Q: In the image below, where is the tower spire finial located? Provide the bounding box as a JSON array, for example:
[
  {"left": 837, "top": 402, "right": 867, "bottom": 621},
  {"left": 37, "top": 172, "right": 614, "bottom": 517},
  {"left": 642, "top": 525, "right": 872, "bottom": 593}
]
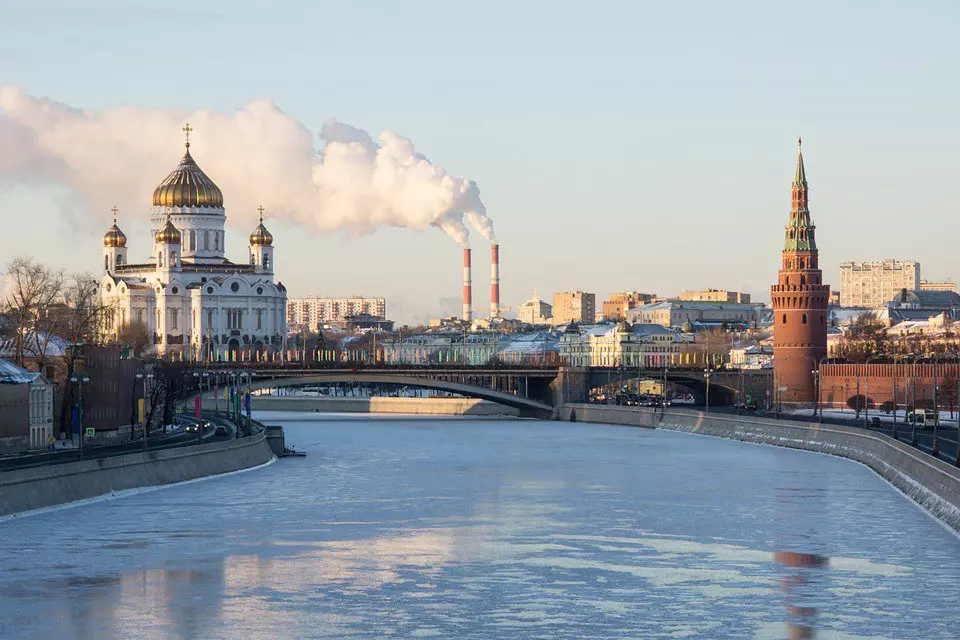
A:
[
  {"left": 182, "top": 123, "right": 193, "bottom": 149},
  {"left": 798, "top": 136, "right": 802, "bottom": 149},
  {"left": 257, "top": 205, "right": 265, "bottom": 223},
  {"left": 111, "top": 205, "right": 118, "bottom": 224}
]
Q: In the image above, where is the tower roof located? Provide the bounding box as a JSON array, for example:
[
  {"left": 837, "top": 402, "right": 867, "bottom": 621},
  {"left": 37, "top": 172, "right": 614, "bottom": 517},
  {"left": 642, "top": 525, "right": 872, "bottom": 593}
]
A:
[
  {"left": 151, "top": 124, "right": 224, "bottom": 209},
  {"left": 103, "top": 206, "right": 127, "bottom": 248},
  {"left": 794, "top": 137, "right": 807, "bottom": 186},
  {"left": 249, "top": 205, "right": 274, "bottom": 246},
  {"left": 156, "top": 213, "right": 182, "bottom": 244}
]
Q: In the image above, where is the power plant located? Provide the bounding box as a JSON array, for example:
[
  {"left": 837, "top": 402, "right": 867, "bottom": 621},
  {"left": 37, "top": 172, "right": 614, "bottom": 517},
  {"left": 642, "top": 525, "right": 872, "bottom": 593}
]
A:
[
  {"left": 490, "top": 243, "right": 501, "bottom": 319},
  {"left": 462, "top": 248, "right": 473, "bottom": 322}
]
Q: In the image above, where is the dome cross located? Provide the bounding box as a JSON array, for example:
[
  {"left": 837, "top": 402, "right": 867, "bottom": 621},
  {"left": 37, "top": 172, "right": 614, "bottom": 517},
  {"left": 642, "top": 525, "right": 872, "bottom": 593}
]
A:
[
  {"left": 182, "top": 123, "right": 193, "bottom": 148},
  {"left": 257, "top": 205, "right": 265, "bottom": 223},
  {"left": 111, "top": 205, "right": 119, "bottom": 224}
]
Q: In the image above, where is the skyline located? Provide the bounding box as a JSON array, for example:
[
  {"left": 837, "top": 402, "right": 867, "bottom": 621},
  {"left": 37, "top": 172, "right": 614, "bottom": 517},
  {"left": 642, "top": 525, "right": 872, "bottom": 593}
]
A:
[{"left": 2, "top": 1, "right": 959, "bottom": 323}]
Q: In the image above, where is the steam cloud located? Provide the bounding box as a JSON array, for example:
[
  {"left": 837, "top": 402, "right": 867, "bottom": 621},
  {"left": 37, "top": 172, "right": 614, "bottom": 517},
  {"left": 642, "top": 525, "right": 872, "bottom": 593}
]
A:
[{"left": 0, "top": 86, "right": 494, "bottom": 245}]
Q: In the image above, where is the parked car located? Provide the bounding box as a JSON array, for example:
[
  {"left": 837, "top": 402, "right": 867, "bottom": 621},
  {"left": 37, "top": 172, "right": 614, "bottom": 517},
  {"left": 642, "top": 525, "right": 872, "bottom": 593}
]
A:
[{"left": 214, "top": 425, "right": 228, "bottom": 436}]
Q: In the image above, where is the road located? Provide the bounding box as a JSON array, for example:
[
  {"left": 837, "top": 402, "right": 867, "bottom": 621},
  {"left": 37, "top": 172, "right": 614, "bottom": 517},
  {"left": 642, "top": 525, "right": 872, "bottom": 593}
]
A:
[
  {"left": 669, "top": 403, "right": 960, "bottom": 465},
  {"left": 0, "top": 413, "right": 239, "bottom": 472}
]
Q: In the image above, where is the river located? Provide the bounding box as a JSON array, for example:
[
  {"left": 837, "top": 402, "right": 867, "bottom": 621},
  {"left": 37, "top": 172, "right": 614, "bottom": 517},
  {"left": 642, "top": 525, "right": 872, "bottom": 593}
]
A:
[{"left": 1, "top": 413, "right": 958, "bottom": 639}]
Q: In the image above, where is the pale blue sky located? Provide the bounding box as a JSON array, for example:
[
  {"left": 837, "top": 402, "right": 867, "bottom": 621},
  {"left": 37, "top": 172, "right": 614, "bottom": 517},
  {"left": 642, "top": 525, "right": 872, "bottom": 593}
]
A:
[{"left": 1, "top": 1, "right": 958, "bottom": 323}]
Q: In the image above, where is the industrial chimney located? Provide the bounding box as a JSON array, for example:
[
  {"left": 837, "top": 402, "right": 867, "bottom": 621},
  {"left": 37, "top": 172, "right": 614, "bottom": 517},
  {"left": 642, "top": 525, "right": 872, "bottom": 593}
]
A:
[
  {"left": 462, "top": 248, "right": 472, "bottom": 322},
  {"left": 490, "top": 243, "right": 501, "bottom": 318}
]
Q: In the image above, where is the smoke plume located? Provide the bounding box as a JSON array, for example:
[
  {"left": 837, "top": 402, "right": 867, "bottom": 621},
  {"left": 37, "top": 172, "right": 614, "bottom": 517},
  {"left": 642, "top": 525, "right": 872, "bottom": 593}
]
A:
[{"left": 0, "top": 86, "right": 494, "bottom": 245}]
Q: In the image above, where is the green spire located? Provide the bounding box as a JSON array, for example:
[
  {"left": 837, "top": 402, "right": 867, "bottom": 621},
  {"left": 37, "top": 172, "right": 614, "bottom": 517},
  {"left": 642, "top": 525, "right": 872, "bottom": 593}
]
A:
[{"left": 794, "top": 137, "right": 807, "bottom": 186}]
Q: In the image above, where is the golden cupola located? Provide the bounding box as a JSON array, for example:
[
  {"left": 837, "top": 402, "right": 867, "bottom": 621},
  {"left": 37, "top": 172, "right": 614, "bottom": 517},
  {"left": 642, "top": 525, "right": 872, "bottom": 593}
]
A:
[
  {"left": 151, "top": 124, "right": 224, "bottom": 209},
  {"left": 103, "top": 207, "right": 127, "bottom": 247},
  {"left": 249, "top": 206, "right": 274, "bottom": 246},
  {"left": 156, "top": 214, "right": 182, "bottom": 244}
]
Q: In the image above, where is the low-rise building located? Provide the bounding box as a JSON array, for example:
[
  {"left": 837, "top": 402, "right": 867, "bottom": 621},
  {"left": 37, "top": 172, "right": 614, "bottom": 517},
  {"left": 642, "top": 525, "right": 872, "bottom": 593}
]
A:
[
  {"left": 679, "top": 289, "right": 751, "bottom": 304},
  {"left": 627, "top": 300, "right": 760, "bottom": 330},
  {"left": 0, "top": 358, "right": 54, "bottom": 452},
  {"left": 729, "top": 344, "right": 774, "bottom": 370},
  {"left": 601, "top": 292, "right": 657, "bottom": 321},
  {"left": 559, "top": 322, "right": 698, "bottom": 368},
  {"left": 518, "top": 293, "right": 553, "bottom": 325},
  {"left": 920, "top": 280, "right": 957, "bottom": 293}
]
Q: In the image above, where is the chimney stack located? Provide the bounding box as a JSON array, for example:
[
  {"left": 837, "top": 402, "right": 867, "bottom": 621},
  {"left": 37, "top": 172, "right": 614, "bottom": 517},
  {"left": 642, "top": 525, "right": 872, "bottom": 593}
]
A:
[
  {"left": 490, "top": 243, "right": 501, "bottom": 318},
  {"left": 462, "top": 247, "right": 472, "bottom": 322}
]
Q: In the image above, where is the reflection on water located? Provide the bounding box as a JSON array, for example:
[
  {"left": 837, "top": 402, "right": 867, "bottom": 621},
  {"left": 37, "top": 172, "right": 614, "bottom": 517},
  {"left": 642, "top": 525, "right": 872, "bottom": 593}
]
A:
[{"left": 1, "top": 413, "right": 959, "bottom": 639}]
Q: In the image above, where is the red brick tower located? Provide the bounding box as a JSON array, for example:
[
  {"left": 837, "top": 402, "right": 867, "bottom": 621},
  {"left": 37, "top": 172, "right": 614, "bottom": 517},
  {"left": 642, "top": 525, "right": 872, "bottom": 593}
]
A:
[{"left": 771, "top": 139, "right": 830, "bottom": 403}]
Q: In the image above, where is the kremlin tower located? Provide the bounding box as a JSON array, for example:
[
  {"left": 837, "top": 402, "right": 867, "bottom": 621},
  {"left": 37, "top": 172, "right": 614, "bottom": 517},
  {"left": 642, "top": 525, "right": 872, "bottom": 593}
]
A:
[{"left": 771, "top": 139, "right": 829, "bottom": 403}]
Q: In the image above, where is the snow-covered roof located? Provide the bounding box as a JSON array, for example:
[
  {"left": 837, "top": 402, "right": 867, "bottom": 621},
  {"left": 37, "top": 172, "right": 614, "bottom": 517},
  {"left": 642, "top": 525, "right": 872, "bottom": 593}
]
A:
[{"left": 0, "top": 358, "right": 45, "bottom": 384}]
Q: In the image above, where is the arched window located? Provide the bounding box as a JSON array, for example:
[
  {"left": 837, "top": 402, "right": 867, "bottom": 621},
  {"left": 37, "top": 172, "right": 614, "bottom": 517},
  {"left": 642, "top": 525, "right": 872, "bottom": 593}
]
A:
[
  {"left": 104, "top": 255, "right": 109, "bottom": 270},
  {"left": 215, "top": 232, "right": 220, "bottom": 251},
  {"left": 116, "top": 255, "right": 123, "bottom": 266},
  {"left": 799, "top": 258, "right": 805, "bottom": 268},
  {"left": 782, "top": 314, "right": 787, "bottom": 324},
  {"left": 264, "top": 254, "right": 270, "bottom": 269},
  {"left": 800, "top": 275, "right": 806, "bottom": 285},
  {"left": 158, "top": 252, "right": 163, "bottom": 267},
  {"left": 204, "top": 230, "right": 210, "bottom": 250},
  {"left": 171, "top": 251, "right": 178, "bottom": 267},
  {"left": 802, "top": 313, "right": 807, "bottom": 324}
]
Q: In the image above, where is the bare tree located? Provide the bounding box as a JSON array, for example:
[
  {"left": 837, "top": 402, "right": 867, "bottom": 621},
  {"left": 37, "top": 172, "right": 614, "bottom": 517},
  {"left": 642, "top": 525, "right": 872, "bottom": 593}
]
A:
[
  {"left": 2, "top": 257, "right": 64, "bottom": 367},
  {"left": 116, "top": 321, "right": 152, "bottom": 358}
]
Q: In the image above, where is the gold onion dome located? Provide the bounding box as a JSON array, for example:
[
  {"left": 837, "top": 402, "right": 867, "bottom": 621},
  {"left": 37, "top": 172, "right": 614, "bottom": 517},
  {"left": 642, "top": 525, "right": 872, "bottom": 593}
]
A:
[
  {"left": 103, "top": 207, "right": 127, "bottom": 247},
  {"left": 151, "top": 124, "right": 224, "bottom": 209},
  {"left": 156, "top": 215, "right": 182, "bottom": 244},
  {"left": 249, "top": 206, "right": 274, "bottom": 246}
]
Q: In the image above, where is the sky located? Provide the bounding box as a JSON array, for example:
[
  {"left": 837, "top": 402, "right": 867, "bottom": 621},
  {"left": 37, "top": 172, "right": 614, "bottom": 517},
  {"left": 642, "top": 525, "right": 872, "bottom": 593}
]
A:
[{"left": 1, "top": 0, "right": 958, "bottom": 324}]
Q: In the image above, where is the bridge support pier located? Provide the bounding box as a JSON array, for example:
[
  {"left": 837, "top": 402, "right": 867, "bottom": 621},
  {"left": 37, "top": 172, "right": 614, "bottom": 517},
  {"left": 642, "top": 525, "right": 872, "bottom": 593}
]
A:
[{"left": 549, "top": 368, "right": 589, "bottom": 407}]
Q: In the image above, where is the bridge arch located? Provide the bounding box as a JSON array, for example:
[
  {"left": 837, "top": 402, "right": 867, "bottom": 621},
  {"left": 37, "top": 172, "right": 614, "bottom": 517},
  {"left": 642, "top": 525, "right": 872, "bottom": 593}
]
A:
[{"left": 247, "top": 371, "right": 554, "bottom": 415}]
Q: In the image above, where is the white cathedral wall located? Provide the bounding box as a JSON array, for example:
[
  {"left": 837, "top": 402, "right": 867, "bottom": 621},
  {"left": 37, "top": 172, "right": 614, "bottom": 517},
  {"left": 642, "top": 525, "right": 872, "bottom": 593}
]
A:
[{"left": 150, "top": 207, "right": 227, "bottom": 263}]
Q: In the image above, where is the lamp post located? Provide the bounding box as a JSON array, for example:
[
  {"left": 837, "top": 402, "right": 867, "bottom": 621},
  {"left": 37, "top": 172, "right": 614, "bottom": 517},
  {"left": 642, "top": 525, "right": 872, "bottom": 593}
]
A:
[
  {"left": 135, "top": 372, "right": 153, "bottom": 450},
  {"left": 69, "top": 374, "right": 90, "bottom": 458},
  {"left": 907, "top": 353, "right": 926, "bottom": 447},
  {"left": 863, "top": 355, "right": 883, "bottom": 430},
  {"left": 704, "top": 366, "right": 712, "bottom": 413}
]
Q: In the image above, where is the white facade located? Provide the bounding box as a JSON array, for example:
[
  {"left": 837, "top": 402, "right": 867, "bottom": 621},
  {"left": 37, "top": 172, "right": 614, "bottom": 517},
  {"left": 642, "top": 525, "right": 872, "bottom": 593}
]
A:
[
  {"left": 29, "top": 377, "right": 54, "bottom": 449},
  {"left": 99, "top": 136, "right": 286, "bottom": 360},
  {"left": 839, "top": 259, "right": 920, "bottom": 308},
  {"left": 560, "top": 323, "right": 694, "bottom": 368}
]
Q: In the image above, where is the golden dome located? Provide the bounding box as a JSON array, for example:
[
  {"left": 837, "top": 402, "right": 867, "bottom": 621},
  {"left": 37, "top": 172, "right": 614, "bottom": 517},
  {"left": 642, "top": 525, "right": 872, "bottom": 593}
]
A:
[
  {"left": 151, "top": 126, "right": 223, "bottom": 209},
  {"left": 249, "top": 206, "right": 273, "bottom": 246},
  {"left": 103, "top": 208, "right": 127, "bottom": 247},
  {"left": 156, "top": 215, "right": 182, "bottom": 244}
]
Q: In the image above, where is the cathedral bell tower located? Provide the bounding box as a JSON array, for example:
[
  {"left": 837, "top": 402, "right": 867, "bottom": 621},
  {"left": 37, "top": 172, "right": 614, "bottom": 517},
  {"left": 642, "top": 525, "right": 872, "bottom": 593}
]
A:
[
  {"left": 771, "top": 139, "right": 830, "bottom": 403},
  {"left": 102, "top": 206, "right": 127, "bottom": 273},
  {"left": 249, "top": 206, "right": 274, "bottom": 275}
]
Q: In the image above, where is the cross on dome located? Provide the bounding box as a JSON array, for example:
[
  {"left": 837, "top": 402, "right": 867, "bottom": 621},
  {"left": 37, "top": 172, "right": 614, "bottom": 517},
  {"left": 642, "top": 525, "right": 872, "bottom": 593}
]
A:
[
  {"left": 111, "top": 205, "right": 119, "bottom": 224},
  {"left": 182, "top": 123, "right": 193, "bottom": 148}
]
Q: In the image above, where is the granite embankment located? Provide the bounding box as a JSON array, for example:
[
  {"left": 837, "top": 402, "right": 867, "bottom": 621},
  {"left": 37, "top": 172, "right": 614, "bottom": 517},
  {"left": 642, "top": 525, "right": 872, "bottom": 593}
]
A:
[
  {"left": 242, "top": 396, "right": 520, "bottom": 416},
  {"left": 0, "top": 431, "right": 275, "bottom": 517},
  {"left": 564, "top": 403, "right": 960, "bottom": 533}
]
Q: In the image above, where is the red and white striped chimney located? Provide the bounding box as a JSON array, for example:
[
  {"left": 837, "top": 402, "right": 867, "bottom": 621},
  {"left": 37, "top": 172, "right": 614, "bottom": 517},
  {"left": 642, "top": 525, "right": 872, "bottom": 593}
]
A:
[
  {"left": 490, "top": 243, "right": 500, "bottom": 318},
  {"left": 462, "top": 247, "right": 472, "bottom": 322}
]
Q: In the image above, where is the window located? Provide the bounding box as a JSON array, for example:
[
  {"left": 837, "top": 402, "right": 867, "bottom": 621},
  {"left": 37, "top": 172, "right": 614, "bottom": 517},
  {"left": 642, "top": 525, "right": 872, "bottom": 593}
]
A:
[
  {"left": 170, "top": 308, "right": 178, "bottom": 330},
  {"left": 264, "top": 254, "right": 270, "bottom": 269},
  {"left": 782, "top": 314, "right": 787, "bottom": 324},
  {"left": 171, "top": 251, "right": 177, "bottom": 267},
  {"left": 215, "top": 232, "right": 220, "bottom": 251},
  {"left": 207, "top": 308, "right": 214, "bottom": 328},
  {"left": 189, "top": 231, "right": 195, "bottom": 251},
  {"left": 802, "top": 313, "right": 807, "bottom": 324},
  {"left": 257, "top": 309, "right": 263, "bottom": 330},
  {"left": 104, "top": 255, "right": 109, "bottom": 270},
  {"left": 158, "top": 252, "right": 163, "bottom": 267},
  {"left": 204, "top": 230, "right": 210, "bottom": 250},
  {"left": 116, "top": 255, "right": 123, "bottom": 266}
]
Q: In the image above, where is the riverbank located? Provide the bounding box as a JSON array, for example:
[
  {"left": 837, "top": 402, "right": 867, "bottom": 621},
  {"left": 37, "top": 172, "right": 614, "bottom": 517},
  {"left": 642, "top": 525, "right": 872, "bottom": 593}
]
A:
[
  {"left": 239, "top": 395, "right": 520, "bottom": 416},
  {"left": 0, "top": 430, "right": 276, "bottom": 517},
  {"left": 563, "top": 403, "right": 960, "bottom": 533}
]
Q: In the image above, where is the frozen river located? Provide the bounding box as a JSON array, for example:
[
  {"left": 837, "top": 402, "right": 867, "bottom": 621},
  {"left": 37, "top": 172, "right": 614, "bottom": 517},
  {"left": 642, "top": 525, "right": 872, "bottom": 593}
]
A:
[{"left": 2, "top": 413, "right": 959, "bottom": 639}]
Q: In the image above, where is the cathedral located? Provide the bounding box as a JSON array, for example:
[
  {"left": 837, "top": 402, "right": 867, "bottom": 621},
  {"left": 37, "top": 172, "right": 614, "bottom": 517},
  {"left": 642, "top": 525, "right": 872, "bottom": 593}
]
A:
[{"left": 99, "top": 126, "right": 287, "bottom": 361}]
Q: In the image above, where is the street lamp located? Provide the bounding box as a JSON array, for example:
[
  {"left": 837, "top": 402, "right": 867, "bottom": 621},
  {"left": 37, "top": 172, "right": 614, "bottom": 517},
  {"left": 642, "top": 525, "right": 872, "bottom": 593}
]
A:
[
  {"left": 135, "top": 372, "right": 153, "bottom": 450},
  {"left": 863, "top": 355, "right": 884, "bottom": 430},
  {"left": 69, "top": 374, "right": 90, "bottom": 458},
  {"left": 704, "top": 366, "right": 712, "bottom": 413}
]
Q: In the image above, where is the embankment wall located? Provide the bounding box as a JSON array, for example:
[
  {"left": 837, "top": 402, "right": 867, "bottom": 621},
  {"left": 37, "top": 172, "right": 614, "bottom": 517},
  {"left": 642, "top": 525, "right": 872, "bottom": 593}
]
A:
[
  {"left": 563, "top": 403, "right": 960, "bottom": 532},
  {"left": 0, "top": 432, "right": 275, "bottom": 517}
]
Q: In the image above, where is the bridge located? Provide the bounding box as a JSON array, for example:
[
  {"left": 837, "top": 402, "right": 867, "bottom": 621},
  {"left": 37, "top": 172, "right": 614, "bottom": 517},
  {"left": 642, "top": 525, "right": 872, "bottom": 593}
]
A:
[{"left": 213, "top": 365, "right": 774, "bottom": 413}]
